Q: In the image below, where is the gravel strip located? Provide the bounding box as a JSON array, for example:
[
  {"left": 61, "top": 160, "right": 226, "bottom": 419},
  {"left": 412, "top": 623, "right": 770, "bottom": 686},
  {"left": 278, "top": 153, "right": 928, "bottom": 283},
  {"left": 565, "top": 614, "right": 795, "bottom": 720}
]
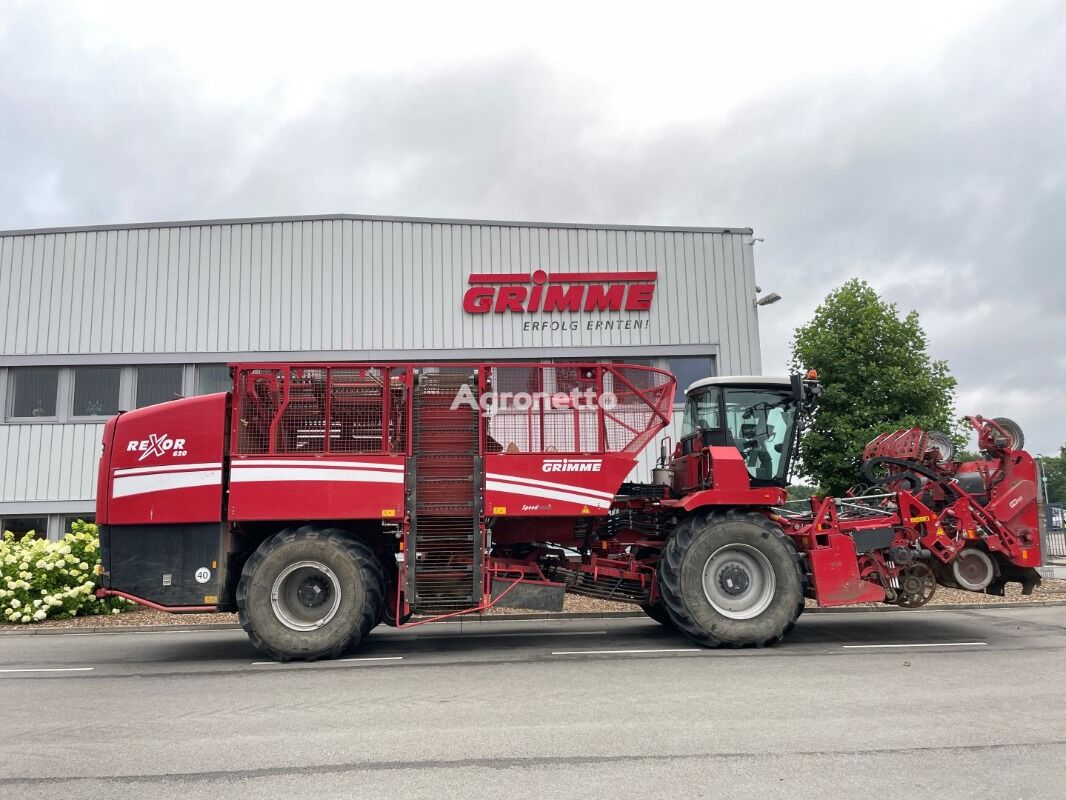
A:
[{"left": 4, "top": 580, "right": 1065, "bottom": 631}]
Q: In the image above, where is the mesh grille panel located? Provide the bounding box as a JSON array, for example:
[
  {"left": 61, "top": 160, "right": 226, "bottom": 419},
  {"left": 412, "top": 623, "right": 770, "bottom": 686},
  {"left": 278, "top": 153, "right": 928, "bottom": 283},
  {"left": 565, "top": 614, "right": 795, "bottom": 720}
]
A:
[
  {"left": 604, "top": 365, "right": 674, "bottom": 453},
  {"left": 234, "top": 365, "right": 409, "bottom": 455},
  {"left": 484, "top": 364, "right": 672, "bottom": 454}
]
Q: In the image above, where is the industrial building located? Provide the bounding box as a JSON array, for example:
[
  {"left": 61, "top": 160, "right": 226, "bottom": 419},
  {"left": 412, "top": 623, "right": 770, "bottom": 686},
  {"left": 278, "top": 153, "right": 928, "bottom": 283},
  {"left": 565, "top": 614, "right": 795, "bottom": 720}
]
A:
[{"left": 0, "top": 214, "right": 764, "bottom": 539}]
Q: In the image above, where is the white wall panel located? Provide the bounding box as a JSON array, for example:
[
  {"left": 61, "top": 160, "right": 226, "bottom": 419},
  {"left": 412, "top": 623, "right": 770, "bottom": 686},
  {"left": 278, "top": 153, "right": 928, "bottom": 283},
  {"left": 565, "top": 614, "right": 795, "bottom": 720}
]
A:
[{"left": 0, "top": 424, "right": 101, "bottom": 502}]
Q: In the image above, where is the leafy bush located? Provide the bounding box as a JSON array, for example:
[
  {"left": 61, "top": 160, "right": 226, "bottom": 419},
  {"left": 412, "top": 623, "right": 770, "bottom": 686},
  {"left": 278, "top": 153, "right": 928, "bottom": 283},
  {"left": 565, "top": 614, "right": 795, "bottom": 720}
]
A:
[{"left": 0, "top": 520, "right": 132, "bottom": 624}]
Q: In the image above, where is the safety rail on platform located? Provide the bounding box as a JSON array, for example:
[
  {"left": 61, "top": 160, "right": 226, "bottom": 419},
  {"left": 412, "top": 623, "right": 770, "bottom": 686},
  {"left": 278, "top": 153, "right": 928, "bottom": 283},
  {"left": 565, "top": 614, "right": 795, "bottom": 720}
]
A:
[{"left": 228, "top": 362, "right": 675, "bottom": 459}]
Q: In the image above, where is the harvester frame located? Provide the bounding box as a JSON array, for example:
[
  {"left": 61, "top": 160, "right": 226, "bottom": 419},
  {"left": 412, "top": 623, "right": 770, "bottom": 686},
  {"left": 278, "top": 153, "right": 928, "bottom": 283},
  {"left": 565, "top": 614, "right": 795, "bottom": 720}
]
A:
[{"left": 94, "top": 360, "right": 1044, "bottom": 660}]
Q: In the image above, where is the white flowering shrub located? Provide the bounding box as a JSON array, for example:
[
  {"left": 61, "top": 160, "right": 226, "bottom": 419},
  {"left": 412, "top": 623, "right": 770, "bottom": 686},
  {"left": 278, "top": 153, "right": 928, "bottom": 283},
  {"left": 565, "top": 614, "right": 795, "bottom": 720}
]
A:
[{"left": 1, "top": 520, "right": 133, "bottom": 624}]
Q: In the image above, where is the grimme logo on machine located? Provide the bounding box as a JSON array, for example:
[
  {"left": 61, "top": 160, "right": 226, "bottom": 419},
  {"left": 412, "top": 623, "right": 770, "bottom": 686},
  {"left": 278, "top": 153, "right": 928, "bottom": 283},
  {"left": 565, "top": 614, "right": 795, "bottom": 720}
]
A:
[
  {"left": 542, "top": 458, "right": 603, "bottom": 473},
  {"left": 463, "top": 269, "right": 656, "bottom": 331}
]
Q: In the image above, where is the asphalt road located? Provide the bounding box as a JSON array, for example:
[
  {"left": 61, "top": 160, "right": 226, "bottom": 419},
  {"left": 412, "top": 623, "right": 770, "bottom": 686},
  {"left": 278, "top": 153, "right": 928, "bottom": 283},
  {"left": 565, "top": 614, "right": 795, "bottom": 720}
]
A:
[{"left": 2, "top": 606, "right": 1065, "bottom": 800}]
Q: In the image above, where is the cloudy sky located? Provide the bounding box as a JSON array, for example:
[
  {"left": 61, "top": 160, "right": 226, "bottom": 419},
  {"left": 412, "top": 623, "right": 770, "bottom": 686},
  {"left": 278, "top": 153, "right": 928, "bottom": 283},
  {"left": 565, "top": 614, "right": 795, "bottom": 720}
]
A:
[{"left": 1, "top": 0, "right": 1064, "bottom": 454}]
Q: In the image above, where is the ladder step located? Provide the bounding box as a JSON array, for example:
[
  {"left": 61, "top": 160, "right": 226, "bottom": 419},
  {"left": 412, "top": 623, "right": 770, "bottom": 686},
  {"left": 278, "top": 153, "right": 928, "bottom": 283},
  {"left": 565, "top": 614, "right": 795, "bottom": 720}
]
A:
[{"left": 411, "top": 375, "right": 482, "bottom": 613}]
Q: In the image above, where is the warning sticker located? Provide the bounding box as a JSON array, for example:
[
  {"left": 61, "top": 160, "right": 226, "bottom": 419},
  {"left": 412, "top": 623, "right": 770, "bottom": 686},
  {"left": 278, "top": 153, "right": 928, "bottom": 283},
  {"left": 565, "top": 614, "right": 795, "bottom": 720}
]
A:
[{"left": 492, "top": 506, "right": 507, "bottom": 515}]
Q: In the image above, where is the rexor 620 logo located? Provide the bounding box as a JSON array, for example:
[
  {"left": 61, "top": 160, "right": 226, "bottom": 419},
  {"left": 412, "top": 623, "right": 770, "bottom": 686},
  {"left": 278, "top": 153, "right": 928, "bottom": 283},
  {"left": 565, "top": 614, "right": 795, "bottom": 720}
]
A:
[{"left": 127, "top": 434, "right": 188, "bottom": 461}]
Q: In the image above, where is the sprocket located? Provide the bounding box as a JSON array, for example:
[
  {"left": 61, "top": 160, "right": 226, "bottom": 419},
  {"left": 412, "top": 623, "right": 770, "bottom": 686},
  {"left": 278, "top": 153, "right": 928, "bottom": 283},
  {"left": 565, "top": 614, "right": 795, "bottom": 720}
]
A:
[{"left": 894, "top": 562, "right": 937, "bottom": 608}]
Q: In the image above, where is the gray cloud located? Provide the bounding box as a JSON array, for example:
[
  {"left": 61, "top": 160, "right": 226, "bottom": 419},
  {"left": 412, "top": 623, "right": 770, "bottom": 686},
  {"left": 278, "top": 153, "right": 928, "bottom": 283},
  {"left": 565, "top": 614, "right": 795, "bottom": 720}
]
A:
[{"left": 1, "top": 3, "right": 1064, "bottom": 453}]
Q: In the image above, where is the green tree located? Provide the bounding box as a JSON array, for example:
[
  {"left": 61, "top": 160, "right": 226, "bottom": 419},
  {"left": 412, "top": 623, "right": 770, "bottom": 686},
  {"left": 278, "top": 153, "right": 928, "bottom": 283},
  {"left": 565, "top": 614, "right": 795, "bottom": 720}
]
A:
[
  {"left": 790, "top": 279, "right": 957, "bottom": 494},
  {"left": 785, "top": 483, "right": 826, "bottom": 502},
  {"left": 1037, "top": 445, "right": 1066, "bottom": 504}
]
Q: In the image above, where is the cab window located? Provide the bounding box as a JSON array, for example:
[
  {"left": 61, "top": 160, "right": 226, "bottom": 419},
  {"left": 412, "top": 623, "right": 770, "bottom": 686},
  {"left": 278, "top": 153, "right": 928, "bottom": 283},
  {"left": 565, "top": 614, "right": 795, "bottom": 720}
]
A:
[
  {"left": 722, "top": 388, "right": 797, "bottom": 483},
  {"left": 681, "top": 389, "right": 721, "bottom": 438}
]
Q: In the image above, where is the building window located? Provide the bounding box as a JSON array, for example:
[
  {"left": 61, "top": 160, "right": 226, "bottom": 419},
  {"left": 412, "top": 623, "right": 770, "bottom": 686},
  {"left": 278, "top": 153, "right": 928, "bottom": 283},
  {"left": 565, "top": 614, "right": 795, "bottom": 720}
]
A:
[
  {"left": 195, "top": 364, "right": 231, "bottom": 395},
  {"left": 7, "top": 366, "right": 60, "bottom": 418},
  {"left": 62, "top": 515, "right": 96, "bottom": 534},
  {"left": 72, "top": 366, "right": 121, "bottom": 417},
  {"left": 668, "top": 356, "right": 716, "bottom": 403},
  {"left": 1, "top": 516, "right": 48, "bottom": 540},
  {"left": 136, "top": 365, "right": 184, "bottom": 408}
]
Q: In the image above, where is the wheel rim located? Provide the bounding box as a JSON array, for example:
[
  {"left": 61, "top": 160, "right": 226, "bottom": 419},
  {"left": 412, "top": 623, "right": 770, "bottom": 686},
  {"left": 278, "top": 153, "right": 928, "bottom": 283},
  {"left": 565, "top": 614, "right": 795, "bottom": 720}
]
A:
[
  {"left": 701, "top": 543, "right": 776, "bottom": 620},
  {"left": 270, "top": 560, "right": 342, "bottom": 631},
  {"left": 952, "top": 549, "right": 994, "bottom": 591}
]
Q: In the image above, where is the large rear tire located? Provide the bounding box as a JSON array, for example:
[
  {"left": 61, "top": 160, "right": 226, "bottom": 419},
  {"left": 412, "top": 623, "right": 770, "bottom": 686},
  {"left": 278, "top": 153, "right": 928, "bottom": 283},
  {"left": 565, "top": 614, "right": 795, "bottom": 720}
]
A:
[
  {"left": 237, "top": 526, "right": 384, "bottom": 662},
  {"left": 640, "top": 601, "right": 674, "bottom": 627},
  {"left": 659, "top": 509, "right": 804, "bottom": 647}
]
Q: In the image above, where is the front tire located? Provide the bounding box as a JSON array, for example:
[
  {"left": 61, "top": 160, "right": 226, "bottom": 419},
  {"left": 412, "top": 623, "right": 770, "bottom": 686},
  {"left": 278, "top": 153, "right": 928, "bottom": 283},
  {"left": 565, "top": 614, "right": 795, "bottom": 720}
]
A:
[
  {"left": 659, "top": 509, "right": 804, "bottom": 647},
  {"left": 237, "top": 526, "right": 384, "bottom": 661}
]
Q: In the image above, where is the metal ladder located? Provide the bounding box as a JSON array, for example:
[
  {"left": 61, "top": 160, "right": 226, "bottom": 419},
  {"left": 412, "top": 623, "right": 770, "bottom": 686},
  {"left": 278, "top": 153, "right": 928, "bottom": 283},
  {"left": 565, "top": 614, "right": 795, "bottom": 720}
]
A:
[{"left": 407, "top": 369, "right": 483, "bottom": 613}]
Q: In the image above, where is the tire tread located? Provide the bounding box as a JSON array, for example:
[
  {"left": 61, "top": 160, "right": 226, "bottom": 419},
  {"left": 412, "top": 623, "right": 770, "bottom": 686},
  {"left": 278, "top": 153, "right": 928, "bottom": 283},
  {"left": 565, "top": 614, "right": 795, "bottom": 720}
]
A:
[
  {"left": 236, "top": 526, "right": 385, "bottom": 662},
  {"left": 658, "top": 509, "right": 806, "bottom": 648}
]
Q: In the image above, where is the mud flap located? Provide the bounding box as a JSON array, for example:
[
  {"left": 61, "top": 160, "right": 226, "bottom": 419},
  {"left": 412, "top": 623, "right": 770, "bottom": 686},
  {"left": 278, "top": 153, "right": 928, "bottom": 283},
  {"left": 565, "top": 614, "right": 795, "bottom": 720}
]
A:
[
  {"left": 490, "top": 579, "right": 566, "bottom": 611},
  {"left": 808, "top": 533, "right": 886, "bottom": 606}
]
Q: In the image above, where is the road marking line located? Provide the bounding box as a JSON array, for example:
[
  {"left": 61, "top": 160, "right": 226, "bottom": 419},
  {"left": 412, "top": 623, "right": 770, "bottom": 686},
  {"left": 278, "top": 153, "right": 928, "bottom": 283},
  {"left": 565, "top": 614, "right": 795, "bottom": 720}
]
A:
[
  {"left": 338, "top": 656, "right": 404, "bottom": 663},
  {"left": 842, "top": 642, "right": 988, "bottom": 649},
  {"left": 251, "top": 656, "right": 404, "bottom": 666},
  {"left": 0, "top": 667, "right": 94, "bottom": 673},
  {"left": 416, "top": 630, "right": 608, "bottom": 640},
  {"left": 47, "top": 628, "right": 236, "bottom": 637},
  {"left": 551, "top": 648, "right": 702, "bottom": 656}
]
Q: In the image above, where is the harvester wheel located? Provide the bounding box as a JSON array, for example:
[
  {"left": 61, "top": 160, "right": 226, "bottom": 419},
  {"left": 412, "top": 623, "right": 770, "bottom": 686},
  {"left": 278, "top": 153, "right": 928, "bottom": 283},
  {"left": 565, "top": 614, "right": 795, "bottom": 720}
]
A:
[
  {"left": 992, "top": 417, "right": 1025, "bottom": 451},
  {"left": 237, "top": 526, "right": 384, "bottom": 662},
  {"left": 659, "top": 509, "right": 805, "bottom": 648},
  {"left": 640, "top": 601, "right": 674, "bottom": 627}
]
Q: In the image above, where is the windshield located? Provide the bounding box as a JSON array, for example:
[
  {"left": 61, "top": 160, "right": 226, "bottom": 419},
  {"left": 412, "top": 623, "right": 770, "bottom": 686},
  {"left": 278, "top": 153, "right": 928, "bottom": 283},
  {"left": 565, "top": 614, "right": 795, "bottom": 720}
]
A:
[
  {"left": 724, "top": 388, "right": 796, "bottom": 483},
  {"left": 681, "top": 386, "right": 799, "bottom": 485}
]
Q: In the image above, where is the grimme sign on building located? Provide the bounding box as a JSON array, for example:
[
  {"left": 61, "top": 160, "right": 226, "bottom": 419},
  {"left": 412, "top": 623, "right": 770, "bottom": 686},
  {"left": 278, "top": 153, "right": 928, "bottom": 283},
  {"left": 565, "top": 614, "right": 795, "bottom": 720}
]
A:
[
  {"left": 462, "top": 269, "right": 657, "bottom": 331},
  {"left": 0, "top": 214, "right": 761, "bottom": 539}
]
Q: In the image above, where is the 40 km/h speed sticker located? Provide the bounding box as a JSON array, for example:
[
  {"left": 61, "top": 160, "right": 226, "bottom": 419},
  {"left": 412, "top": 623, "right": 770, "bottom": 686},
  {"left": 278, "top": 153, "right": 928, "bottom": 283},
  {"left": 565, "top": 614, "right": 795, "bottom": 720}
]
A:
[{"left": 194, "top": 567, "right": 212, "bottom": 584}]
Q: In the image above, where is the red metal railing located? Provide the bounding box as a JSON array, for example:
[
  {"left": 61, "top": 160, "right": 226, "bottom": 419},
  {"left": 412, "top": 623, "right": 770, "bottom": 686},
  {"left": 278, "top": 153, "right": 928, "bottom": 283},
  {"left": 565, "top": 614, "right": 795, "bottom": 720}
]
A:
[{"left": 229, "top": 362, "right": 674, "bottom": 458}]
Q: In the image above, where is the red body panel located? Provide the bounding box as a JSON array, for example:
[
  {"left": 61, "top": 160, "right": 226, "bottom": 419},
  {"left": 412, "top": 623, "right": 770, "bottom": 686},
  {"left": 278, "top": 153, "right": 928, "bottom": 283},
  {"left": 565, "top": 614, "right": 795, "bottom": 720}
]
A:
[
  {"left": 95, "top": 415, "right": 119, "bottom": 525},
  {"left": 227, "top": 455, "right": 407, "bottom": 521},
  {"left": 483, "top": 453, "right": 634, "bottom": 517},
  {"left": 668, "top": 448, "right": 787, "bottom": 510},
  {"left": 807, "top": 534, "right": 886, "bottom": 606},
  {"left": 104, "top": 394, "right": 228, "bottom": 525}
]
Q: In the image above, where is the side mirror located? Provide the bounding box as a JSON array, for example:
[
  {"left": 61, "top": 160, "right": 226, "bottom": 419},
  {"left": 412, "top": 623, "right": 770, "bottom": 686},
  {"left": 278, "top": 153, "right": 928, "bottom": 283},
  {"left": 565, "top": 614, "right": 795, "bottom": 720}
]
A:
[{"left": 790, "top": 373, "right": 804, "bottom": 402}]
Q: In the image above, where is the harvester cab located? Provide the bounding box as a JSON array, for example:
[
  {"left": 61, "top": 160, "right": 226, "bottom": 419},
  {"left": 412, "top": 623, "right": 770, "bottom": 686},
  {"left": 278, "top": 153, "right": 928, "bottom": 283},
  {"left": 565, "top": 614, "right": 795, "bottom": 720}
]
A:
[{"left": 668, "top": 373, "right": 820, "bottom": 491}]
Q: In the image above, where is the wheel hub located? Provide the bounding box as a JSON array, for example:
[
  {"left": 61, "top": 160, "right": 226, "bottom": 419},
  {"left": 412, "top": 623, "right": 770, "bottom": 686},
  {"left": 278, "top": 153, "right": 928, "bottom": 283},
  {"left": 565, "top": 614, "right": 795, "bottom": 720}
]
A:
[
  {"left": 271, "top": 561, "right": 343, "bottom": 631},
  {"left": 701, "top": 543, "right": 776, "bottom": 620},
  {"left": 900, "top": 573, "right": 923, "bottom": 595},
  {"left": 952, "top": 549, "right": 995, "bottom": 591},
  {"left": 718, "top": 564, "right": 751, "bottom": 595},
  {"left": 894, "top": 562, "right": 936, "bottom": 608},
  {"left": 296, "top": 577, "right": 329, "bottom": 609}
]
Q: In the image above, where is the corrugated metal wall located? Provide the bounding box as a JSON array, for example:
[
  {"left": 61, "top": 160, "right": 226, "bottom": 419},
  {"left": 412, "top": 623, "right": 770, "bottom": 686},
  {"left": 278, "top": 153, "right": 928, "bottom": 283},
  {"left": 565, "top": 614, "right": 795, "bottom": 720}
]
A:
[
  {"left": 0, "top": 218, "right": 760, "bottom": 371},
  {"left": 0, "top": 215, "right": 761, "bottom": 516},
  {"left": 0, "top": 423, "right": 100, "bottom": 502}
]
